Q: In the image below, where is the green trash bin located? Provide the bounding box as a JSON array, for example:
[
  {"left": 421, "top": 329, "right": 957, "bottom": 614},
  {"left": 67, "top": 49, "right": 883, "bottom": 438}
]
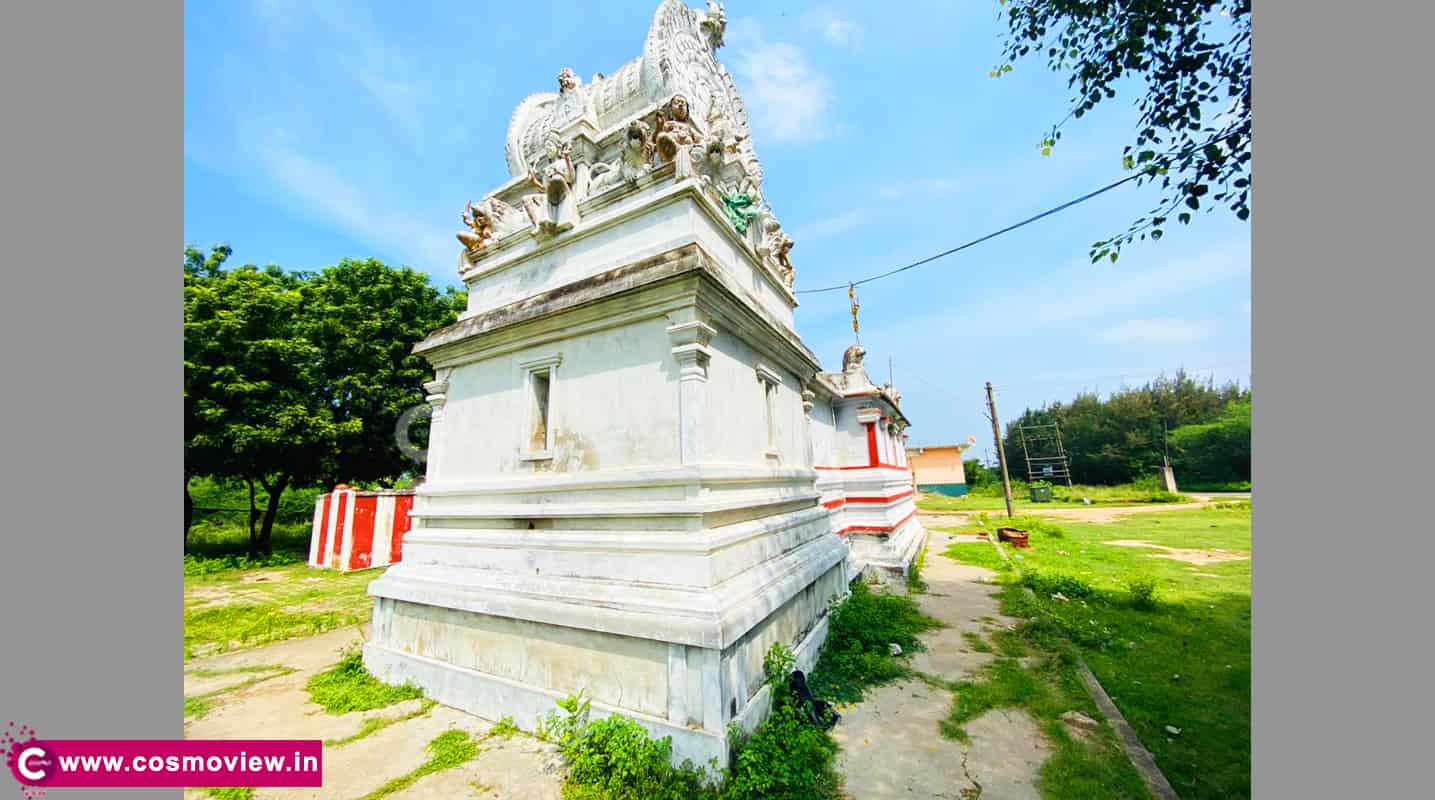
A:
[{"left": 1029, "top": 483, "right": 1053, "bottom": 503}]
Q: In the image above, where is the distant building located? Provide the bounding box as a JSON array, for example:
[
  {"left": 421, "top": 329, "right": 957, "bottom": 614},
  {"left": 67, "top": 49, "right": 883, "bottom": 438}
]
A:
[{"left": 907, "top": 440, "right": 975, "bottom": 496}]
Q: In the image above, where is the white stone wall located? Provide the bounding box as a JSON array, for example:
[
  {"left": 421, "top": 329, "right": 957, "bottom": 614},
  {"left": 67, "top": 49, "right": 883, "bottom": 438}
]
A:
[
  {"left": 702, "top": 328, "right": 806, "bottom": 466},
  {"left": 433, "top": 315, "right": 680, "bottom": 478}
]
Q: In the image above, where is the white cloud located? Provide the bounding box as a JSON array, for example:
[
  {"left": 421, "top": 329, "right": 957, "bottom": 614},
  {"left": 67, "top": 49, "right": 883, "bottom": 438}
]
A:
[
  {"left": 240, "top": 129, "right": 455, "bottom": 272},
  {"left": 725, "top": 18, "right": 835, "bottom": 146},
  {"left": 1093, "top": 318, "right": 1221, "bottom": 345},
  {"left": 249, "top": 0, "right": 427, "bottom": 137},
  {"left": 801, "top": 8, "right": 864, "bottom": 50}
]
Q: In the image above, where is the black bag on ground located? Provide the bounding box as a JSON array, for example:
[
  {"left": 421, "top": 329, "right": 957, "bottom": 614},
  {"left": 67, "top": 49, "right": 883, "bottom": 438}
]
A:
[{"left": 789, "top": 669, "right": 839, "bottom": 730}]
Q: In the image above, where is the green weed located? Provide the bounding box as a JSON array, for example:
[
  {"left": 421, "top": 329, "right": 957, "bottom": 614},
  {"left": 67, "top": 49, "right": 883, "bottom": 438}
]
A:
[
  {"left": 1125, "top": 576, "right": 1159, "bottom": 610},
  {"left": 324, "top": 700, "right": 436, "bottom": 747},
  {"left": 808, "top": 582, "right": 942, "bottom": 703},
  {"left": 203, "top": 788, "right": 255, "bottom": 800},
  {"left": 489, "top": 715, "right": 521, "bottom": 740},
  {"left": 184, "top": 695, "right": 211, "bottom": 720},
  {"left": 306, "top": 648, "right": 425, "bottom": 714},
  {"left": 547, "top": 640, "right": 844, "bottom": 800},
  {"left": 1022, "top": 569, "right": 1096, "bottom": 600},
  {"left": 358, "top": 729, "right": 481, "bottom": 800},
  {"left": 961, "top": 631, "right": 994, "bottom": 654},
  {"left": 906, "top": 544, "right": 930, "bottom": 594}
]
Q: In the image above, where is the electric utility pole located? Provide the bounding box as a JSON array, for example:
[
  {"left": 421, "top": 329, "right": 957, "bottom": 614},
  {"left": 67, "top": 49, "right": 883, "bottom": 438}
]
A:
[{"left": 985, "top": 382, "right": 1015, "bottom": 518}]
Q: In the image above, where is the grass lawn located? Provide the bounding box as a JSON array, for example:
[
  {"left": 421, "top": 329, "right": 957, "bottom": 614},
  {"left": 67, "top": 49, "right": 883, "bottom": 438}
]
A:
[
  {"left": 184, "top": 521, "right": 378, "bottom": 661},
  {"left": 939, "top": 506, "right": 1251, "bottom": 800},
  {"left": 919, "top": 482, "right": 1191, "bottom": 514},
  {"left": 184, "top": 563, "right": 377, "bottom": 660}
]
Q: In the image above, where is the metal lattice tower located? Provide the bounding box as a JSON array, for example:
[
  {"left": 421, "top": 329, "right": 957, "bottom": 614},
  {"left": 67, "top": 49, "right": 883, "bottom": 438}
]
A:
[{"left": 1018, "top": 423, "right": 1073, "bottom": 486}]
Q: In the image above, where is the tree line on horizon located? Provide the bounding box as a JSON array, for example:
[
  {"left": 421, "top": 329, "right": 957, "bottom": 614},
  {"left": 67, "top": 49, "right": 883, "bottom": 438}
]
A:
[
  {"left": 184, "top": 244, "right": 465, "bottom": 556},
  {"left": 967, "top": 371, "right": 1251, "bottom": 489}
]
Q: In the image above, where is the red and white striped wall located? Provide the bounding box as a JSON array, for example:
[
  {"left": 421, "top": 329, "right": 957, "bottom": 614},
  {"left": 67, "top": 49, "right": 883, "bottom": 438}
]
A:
[
  {"left": 814, "top": 405, "right": 925, "bottom": 576},
  {"left": 308, "top": 486, "right": 416, "bottom": 572}
]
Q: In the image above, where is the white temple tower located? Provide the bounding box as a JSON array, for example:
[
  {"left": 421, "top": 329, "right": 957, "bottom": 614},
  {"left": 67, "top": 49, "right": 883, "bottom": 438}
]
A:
[{"left": 364, "top": 1, "right": 851, "bottom": 767}]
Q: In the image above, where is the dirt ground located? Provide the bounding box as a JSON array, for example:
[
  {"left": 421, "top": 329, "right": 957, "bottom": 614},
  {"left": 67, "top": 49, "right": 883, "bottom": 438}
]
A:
[
  {"left": 833, "top": 529, "right": 1059, "bottom": 799},
  {"left": 183, "top": 627, "right": 563, "bottom": 800}
]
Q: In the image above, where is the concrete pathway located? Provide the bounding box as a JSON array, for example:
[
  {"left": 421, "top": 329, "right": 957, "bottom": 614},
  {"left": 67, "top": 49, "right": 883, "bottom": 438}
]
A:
[
  {"left": 183, "top": 626, "right": 562, "bottom": 800},
  {"left": 833, "top": 527, "right": 1052, "bottom": 799}
]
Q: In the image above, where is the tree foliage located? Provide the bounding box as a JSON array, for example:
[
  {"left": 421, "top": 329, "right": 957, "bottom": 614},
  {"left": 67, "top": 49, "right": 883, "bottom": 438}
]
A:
[
  {"left": 183, "top": 245, "right": 464, "bottom": 554},
  {"left": 963, "top": 458, "right": 996, "bottom": 488},
  {"left": 300, "top": 259, "right": 465, "bottom": 486},
  {"left": 1168, "top": 398, "right": 1250, "bottom": 485},
  {"left": 993, "top": 0, "right": 1251, "bottom": 260},
  {"left": 1002, "top": 370, "right": 1249, "bottom": 485}
]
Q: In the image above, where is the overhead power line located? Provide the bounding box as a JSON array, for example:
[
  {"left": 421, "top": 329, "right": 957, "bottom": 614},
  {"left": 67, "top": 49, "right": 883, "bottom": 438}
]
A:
[
  {"left": 795, "top": 133, "right": 1236, "bottom": 296},
  {"left": 795, "top": 169, "right": 1145, "bottom": 295}
]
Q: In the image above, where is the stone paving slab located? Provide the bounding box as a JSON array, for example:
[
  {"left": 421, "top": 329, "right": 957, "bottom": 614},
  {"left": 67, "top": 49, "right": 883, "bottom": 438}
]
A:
[
  {"left": 832, "top": 529, "right": 1050, "bottom": 798},
  {"left": 257, "top": 705, "right": 486, "bottom": 800},
  {"left": 184, "top": 666, "right": 290, "bottom": 698},
  {"left": 386, "top": 735, "right": 564, "bottom": 800},
  {"left": 183, "top": 619, "right": 564, "bottom": 800},
  {"left": 961, "top": 709, "right": 1052, "bottom": 800}
]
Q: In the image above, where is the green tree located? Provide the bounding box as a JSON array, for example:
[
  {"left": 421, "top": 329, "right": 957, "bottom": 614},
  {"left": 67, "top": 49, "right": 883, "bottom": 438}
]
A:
[
  {"left": 1169, "top": 399, "right": 1250, "bottom": 485},
  {"left": 1003, "top": 370, "right": 1248, "bottom": 485},
  {"left": 183, "top": 243, "right": 234, "bottom": 544},
  {"left": 992, "top": 0, "right": 1251, "bottom": 260},
  {"left": 184, "top": 248, "right": 464, "bottom": 554},
  {"left": 298, "top": 259, "right": 465, "bottom": 488},
  {"left": 963, "top": 458, "right": 994, "bottom": 488},
  {"left": 185, "top": 260, "right": 354, "bottom": 555}
]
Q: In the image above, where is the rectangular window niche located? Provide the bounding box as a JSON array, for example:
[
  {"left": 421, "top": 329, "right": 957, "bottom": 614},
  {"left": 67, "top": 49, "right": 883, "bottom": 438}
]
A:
[{"left": 519, "top": 354, "right": 563, "bottom": 461}]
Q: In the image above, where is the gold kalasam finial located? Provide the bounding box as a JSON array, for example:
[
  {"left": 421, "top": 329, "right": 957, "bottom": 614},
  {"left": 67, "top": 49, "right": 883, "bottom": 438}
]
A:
[{"left": 849, "top": 283, "right": 860, "bottom": 343}]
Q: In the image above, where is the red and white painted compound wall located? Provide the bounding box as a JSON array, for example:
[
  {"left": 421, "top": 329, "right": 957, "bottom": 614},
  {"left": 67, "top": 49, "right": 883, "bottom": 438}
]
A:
[{"left": 307, "top": 486, "right": 415, "bottom": 572}]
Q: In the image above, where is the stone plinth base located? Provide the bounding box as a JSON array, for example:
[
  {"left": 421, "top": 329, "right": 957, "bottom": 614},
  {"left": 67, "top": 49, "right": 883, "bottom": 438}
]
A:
[{"left": 365, "top": 557, "right": 844, "bottom": 768}]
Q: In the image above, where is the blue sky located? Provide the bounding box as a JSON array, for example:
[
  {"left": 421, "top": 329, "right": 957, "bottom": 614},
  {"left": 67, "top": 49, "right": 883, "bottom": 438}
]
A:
[{"left": 184, "top": 0, "right": 1251, "bottom": 456}]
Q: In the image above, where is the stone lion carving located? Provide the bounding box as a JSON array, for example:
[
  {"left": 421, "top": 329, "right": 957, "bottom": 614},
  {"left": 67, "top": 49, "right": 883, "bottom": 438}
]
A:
[
  {"left": 842, "top": 343, "right": 866, "bottom": 374},
  {"left": 695, "top": 137, "right": 726, "bottom": 187},
  {"left": 590, "top": 119, "right": 654, "bottom": 195},
  {"left": 457, "top": 197, "right": 524, "bottom": 252}
]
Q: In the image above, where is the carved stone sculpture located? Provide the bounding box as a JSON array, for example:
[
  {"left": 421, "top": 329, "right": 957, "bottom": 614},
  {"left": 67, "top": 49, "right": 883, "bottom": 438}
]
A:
[
  {"left": 696, "top": 137, "right": 726, "bottom": 187},
  {"left": 759, "top": 215, "right": 795, "bottom": 286},
  {"left": 842, "top": 343, "right": 867, "bottom": 374},
  {"left": 699, "top": 1, "right": 726, "bottom": 50},
  {"left": 522, "top": 135, "right": 580, "bottom": 236},
  {"left": 557, "top": 67, "right": 580, "bottom": 94},
  {"left": 654, "top": 94, "right": 703, "bottom": 179},
  {"left": 457, "top": 197, "right": 524, "bottom": 253},
  {"left": 590, "top": 119, "right": 654, "bottom": 195}
]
